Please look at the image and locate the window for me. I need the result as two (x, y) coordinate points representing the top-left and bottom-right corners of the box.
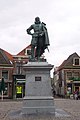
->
(25, 49), (31, 55)
(75, 59), (79, 65)
(16, 63), (22, 74)
(66, 72), (72, 79)
(73, 72), (79, 78)
(27, 50), (31, 55)
(73, 58), (80, 66)
(2, 70), (8, 79)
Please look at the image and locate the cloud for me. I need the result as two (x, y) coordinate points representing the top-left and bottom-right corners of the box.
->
(0, 0), (80, 67)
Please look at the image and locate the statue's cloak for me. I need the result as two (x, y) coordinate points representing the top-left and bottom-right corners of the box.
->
(35, 23), (50, 57)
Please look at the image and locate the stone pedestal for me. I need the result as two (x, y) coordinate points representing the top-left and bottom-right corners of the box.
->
(22, 62), (55, 115)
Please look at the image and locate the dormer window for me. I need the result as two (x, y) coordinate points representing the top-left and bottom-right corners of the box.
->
(27, 49), (31, 55)
(25, 49), (31, 56)
(73, 57), (80, 66)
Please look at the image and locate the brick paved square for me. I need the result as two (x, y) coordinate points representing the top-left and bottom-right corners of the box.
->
(0, 98), (80, 120)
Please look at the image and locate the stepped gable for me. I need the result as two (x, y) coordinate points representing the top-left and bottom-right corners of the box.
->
(0, 48), (13, 65)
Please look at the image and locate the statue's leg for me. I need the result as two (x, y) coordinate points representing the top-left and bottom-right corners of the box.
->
(37, 47), (41, 60)
(31, 45), (35, 59)
(37, 37), (43, 60)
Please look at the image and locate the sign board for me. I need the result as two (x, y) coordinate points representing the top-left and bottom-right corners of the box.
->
(35, 76), (41, 81)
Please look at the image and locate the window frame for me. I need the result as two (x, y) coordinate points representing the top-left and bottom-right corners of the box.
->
(25, 49), (31, 56)
(2, 70), (9, 80)
(73, 57), (80, 66)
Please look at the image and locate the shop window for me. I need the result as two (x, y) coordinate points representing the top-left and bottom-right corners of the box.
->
(2, 70), (8, 80)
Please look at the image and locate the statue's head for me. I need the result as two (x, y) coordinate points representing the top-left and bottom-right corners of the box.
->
(35, 17), (41, 24)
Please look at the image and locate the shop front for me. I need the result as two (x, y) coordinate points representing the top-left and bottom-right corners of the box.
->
(13, 75), (25, 99)
(66, 80), (80, 96)
(73, 82), (80, 92)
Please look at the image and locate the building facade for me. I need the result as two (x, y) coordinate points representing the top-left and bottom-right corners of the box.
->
(0, 45), (47, 99)
(12, 45), (31, 98)
(54, 52), (80, 97)
(0, 48), (13, 98)
(0, 45), (31, 99)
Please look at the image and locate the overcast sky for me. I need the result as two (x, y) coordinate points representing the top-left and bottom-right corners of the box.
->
(0, 0), (80, 68)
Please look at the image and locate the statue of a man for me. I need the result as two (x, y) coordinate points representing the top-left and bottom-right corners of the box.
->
(26, 17), (50, 61)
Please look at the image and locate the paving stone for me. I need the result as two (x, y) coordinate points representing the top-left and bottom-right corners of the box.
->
(0, 98), (80, 120)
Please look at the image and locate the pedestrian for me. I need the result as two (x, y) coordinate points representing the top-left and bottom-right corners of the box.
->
(74, 90), (79, 100)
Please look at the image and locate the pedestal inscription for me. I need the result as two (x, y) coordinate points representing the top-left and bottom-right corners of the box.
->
(35, 76), (41, 81)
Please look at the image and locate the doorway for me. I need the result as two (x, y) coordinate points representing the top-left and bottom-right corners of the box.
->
(16, 83), (25, 98)
(75, 86), (79, 92)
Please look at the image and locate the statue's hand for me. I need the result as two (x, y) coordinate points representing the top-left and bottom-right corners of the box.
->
(39, 32), (44, 36)
(32, 33), (38, 37)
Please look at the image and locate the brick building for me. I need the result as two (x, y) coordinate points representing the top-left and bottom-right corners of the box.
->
(12, 45), (31, 98)
(0, 45), (46, 99)
(0, 45), (31, 99)
(0, 48), (13, 98)
(54, 52), (80, 97)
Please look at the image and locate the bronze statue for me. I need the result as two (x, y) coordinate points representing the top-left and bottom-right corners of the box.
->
(26, 17), (50, 61)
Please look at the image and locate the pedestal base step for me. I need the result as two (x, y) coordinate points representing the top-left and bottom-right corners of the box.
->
(22, 96), (55, 115)
(22, 106), (55, 115)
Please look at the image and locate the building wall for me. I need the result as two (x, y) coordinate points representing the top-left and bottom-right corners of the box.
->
(0, 67), (13, 98)
(54, 68), (80, 97)
(54, 53), (80, 97)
